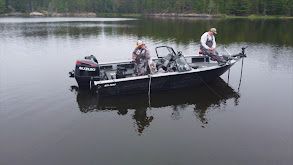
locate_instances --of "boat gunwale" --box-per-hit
[94,59,238,85]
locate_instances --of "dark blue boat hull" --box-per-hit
[96,64,233,96]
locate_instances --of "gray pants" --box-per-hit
[134,60,148,76]
[200,47,225,63]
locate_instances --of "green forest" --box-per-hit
[0,0,292,16]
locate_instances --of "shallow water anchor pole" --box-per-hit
[148,74,152,107]
[227,68,230,84]
[224,47,232,83]
[238,58,244,92]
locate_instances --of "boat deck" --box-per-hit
[98,55,220,80]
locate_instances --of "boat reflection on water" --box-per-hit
[70,77,240,133]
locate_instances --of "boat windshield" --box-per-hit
[175,56,191,72]
[156,46,176,58]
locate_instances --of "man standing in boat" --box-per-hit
[132,40,155,76]
[200,28,226,66]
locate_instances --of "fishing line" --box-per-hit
[224,47,232,56]
[194,72,224,100]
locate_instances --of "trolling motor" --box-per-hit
[241,46,248,57]
[222,46,247,61]
[233,46,248,58]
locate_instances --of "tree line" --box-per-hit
[0,0,292,16]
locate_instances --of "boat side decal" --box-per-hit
[104,83,116,87]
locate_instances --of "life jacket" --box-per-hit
[135,46,146,59]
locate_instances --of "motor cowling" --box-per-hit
[74,55,100,89]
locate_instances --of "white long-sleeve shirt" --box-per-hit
[200,32,216,49]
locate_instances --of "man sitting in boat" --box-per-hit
[200,28,226,66]
[132,40,155,76]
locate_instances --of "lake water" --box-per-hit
[0,17,292,165]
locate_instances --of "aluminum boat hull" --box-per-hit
[94,60,235,96]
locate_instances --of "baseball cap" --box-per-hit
[210,28,217,34]
[137,40,143,46]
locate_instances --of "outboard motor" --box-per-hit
[74,55,100,89]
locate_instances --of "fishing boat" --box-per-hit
[69,46,247,96]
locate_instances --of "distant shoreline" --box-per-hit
[1,12,293,19]
[145,13,220,18]
[145,13,293,19]
[0,12,142,18]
